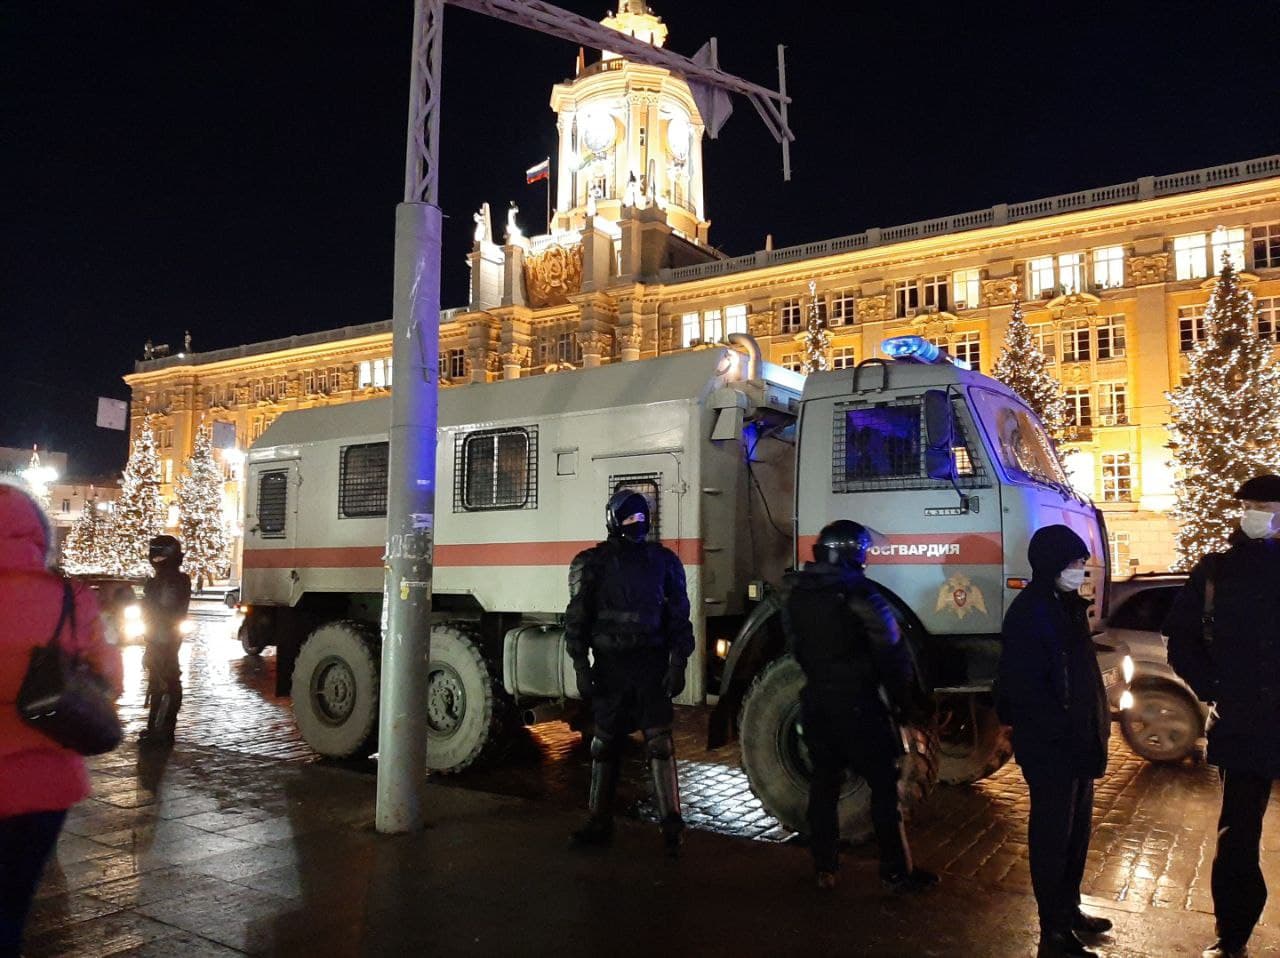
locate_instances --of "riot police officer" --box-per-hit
[565,489,695,855]
[783,519,938,892]
[139,535,191,746]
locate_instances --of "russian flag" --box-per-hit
[526,158,550,184]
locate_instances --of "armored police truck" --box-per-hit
[238,335,1109,839]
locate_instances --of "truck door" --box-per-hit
[242,459,300,606]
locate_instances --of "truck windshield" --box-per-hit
[969,387,1070,490]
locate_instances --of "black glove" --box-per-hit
[575,665,594,701]
[663,659,687,699]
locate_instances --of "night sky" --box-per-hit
[4,1,1278,475]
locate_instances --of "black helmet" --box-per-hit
[1235,474,1280,503]
[813,519,872,568]
[605,489,650,541]
[148,535,183,566]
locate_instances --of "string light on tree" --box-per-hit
[112,418,167,577]
[62,500,112,575]
[1167,251,1280,569]
[177,422,231,590]
[801,280,831,374]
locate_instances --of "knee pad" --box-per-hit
[590,736,619,761]
[643,729,674,761]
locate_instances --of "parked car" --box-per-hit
[1097,574,1208,763]
[74,575,144,645]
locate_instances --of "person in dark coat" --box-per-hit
[1166,474,1280,958]
[998,524,1112,958]
[139,535,191,746]
[783,519,938,893]
[565,489,695,855]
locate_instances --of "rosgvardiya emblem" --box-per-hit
[936,573,987,620]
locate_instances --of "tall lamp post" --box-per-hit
[376,0,794,834]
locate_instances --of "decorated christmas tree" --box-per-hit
[1168,253,1280,568]
[112,419,167,577]
[801,280,831,374]
[62,499,112,575]
[177,423,230,589]
[992,296,1068,442]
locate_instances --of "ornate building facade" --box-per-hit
[124,2,1280,575]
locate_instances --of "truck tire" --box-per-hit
[1119,678,1204,764]
[425,626,503,774]
[292,620,380,759]
[739,655,939,843]
[935,694,1013,785]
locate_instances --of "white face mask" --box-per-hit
[1241,509,1279,540]
[1056,567,1087,592]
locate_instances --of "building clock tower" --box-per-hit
[548,1,711,245]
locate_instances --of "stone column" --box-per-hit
[617,326,643,362]
[580,330,611,369]
[501,345,531,381]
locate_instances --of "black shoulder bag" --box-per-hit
[17,580,123,756]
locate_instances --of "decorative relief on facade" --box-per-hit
[234,385,251,406]
[500,345,532,369]
[579,330,613,356]
[1048,292,1101,322]
[854,294,889,325]
[339,369,356,391]
[523,244,584,307]
[615,326,644,356]
[910,312,956,340]
[747,311,773,338]
[981,278,1018,307]
[1064,364,1088,385]
[1129,253,1169,286]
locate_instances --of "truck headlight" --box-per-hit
[1121,654,1135,684]
[123,604,142,623]
[1119,689,1135,710]
[714,639,731,659]
[178,619,195,636]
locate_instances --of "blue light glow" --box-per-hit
[881,335,941,363]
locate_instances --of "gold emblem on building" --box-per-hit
[523,243,584,307]
[936,573,987,619]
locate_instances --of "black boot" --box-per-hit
[646,730,684,857]
[571,753,618,847]
[1071,910,1113,936]
[1038,929,1096,957]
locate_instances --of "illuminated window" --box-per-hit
[1174,233,1209,280]
[725,304,748,336]
[252,380,265,402]
[1252,223,1280,269]
[302,370,316,394]
[163,459,173,484]
[1257,296,1280,342]
[327,367,342,392]
[1178,304,1207,352]
[780,298,803,332]
[1096,316,1126,360]
[830,291,856,325]
[1027,256,1056,298]
[1058,253,1084,295]
[779,352,803,373]
[1061,320,1091,362]
[950,331,981,370]
[832,346,856,369]
[1102,453,1133,502]
[1212,227,1246,273]
[922,275,949,312]
[358,361,373,388]
[702,309,723,343]
[893,280,920,318]
[952,269,981,309]
[1098,382,1128,423]
[1064,387,1093,428]
[439,348,466,379]
[1108,530,1132,572]
[1031,323,1057,362]
[1092,246,1124,289]
[681,312,700,347]
[251,415,266,441]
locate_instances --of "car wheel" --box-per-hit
[1119,679,1203,763]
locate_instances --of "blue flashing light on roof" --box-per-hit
[881,335,941,363]
[880,335,972,370]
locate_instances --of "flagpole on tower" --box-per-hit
[544,155,551,233]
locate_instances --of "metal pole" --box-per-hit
[377,0,443,835]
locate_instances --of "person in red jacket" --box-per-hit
[0,482,123,955]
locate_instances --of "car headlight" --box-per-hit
[124,619,146,640]
[123,604,142,623]
[1122,654,1135,684]
[178,619,195,636]
[1119,689,1135,710]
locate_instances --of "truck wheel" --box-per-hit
[292,621,380,759]
[935,694,1013,785]
[425,626,503,774]
[739,655,938,843]
[1120,679,1203,763]
[238,613,271,656]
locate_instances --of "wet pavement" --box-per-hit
[22,607,1280,955]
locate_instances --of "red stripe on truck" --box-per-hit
[797,531,1003,565]
[243,538,704,569]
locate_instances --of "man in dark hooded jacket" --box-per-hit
[1165,474,1280,958]
[565,489,694,855]
[783,519,937,893]
[998,524,1111,958]
[140,535,191,746]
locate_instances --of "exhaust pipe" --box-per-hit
[523,702,566,725]
[726,332,761,381]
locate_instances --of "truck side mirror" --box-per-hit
[923,390,954,481]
